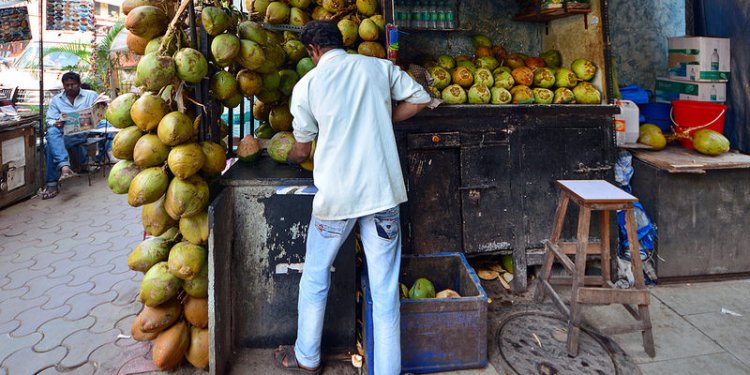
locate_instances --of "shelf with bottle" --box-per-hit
[392,0,468,32]
[512,0,591,24]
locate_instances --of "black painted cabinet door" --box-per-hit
[460,132,514,254]
[404,133,463,254]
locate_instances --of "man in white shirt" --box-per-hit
[274,21,431,375]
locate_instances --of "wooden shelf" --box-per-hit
[513,6,591,23]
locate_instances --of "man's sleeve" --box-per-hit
[389,63,431,104]
[46,97,61,128]
[289,84,318,143]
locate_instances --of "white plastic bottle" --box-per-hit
[614,99,640,145]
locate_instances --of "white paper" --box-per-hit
[6,166,24,190]
[2,136,25,166]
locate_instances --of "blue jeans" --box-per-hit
[295,206,402,375]
[45,126,87,187]
[95,120,114,162]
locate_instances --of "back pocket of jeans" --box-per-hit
[314,219,347,239]
[374,207,400,241]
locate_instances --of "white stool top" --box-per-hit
[557,180,637,203]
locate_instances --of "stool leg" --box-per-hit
[600,210,611,285]
[534,193,570,303]
[625,208,656,358]
[567,206,591,357]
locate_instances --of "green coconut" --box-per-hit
[142,196,178,236]
[140,261,183,306]
[237,69,263,97]
[356,0,378,16]
[201,6,231,36]
[357,42,386,58]
[254,122,276,139]
[174,48,208,84]
[183,266,208,298]
[289,7,311,26]
[358,19,379,41]
[159,227,181,242]
[112,126,144,160]
[157,112,195,146]
[265,1,290,24]
[283,40,307,63]
[106,93,138,128]
[248,0,271,17]
[268,131,295,163]
[108,160,141,194]
[256,44,286,74]
[337,19,358,47]
[236,40,266,71]
[211,71,238,101]
[133,134,170,168]
[138,298,182,334]
[179,210,208,245]
[236,135,261,162]
[572,82,602,104]
[144,36,178,56]
[441,84,467,104]
[238,21,267,45]
[409,278,436,299]
[127,166,169,207]
[167,241,207,280]
[255,88,281,104]
[128,236,173,273]
[131,92,168,132]
[490,87,512,104]
[135,53,176,92]
[121,0,165,15]
[167,143,205,179]
[211,34,241,67]
[253,100,271,121]
[125,6,168,40]
[222,91,243,109]
[200,141,226,175]
[693,129,730,156]
[468,84,491,104]
[269,104,293,132]
[278,70,299,96]
[164,174,209,220]
[296,57,315,77]
[322,0,345,13]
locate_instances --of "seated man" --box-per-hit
[42,72,101,199]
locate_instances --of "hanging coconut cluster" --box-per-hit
[109,0,228,371]
[233,0,385,169]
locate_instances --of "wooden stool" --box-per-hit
[534,180,655,358]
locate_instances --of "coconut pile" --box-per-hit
[424,34,604,105]
[109,0,388,371]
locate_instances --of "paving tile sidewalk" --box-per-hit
[0,172,151,374]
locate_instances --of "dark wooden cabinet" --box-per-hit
[396,105,618,291]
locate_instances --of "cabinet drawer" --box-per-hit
[407,132,460,150]
[461,130,511,146]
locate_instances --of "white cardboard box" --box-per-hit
[655,77,726,103]
[668,36,730,82]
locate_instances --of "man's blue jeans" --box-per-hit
[295,206,402,375]
[45,126,87,187]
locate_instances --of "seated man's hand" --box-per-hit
[54,120,65,128]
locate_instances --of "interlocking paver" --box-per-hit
[108,256,133,276]
[111,274,142,307]
[0,295,48,323]
[47,257,95,279]
[89,340,151,374]
[34,316,96,353]
[54,237,96,257]
[59,328,120,369]
[90,229,129,246]
[0,277,9,289]
[1,258,35,276]
[64,290,117,321]
[0,346,67,375]
[11,304,71,338]
[0,320,19,335]
[66,242,110,263]
[88,300,140,334]
[22,274,74,300]
[0,332,42,364]
[113,314,137,347]
[67,264,115,287]
[0,286,29,303]
[29,250,75,271]
[116,346,157,375]
[42,282,96,310]
[87,248,119,269]
[88,270,133,296]
[2,266,53,291]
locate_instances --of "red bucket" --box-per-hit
[671,100,728,149]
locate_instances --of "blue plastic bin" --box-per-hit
[639,102,673,133]
[362,253,488,374]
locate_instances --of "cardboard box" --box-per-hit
[655,77,726,104]
[668,36,730,82]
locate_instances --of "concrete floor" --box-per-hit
[2,171,750,374]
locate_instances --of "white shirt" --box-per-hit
[290,49,431,220]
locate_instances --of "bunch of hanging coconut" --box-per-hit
[106,0,228,370]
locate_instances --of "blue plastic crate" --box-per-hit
[362,253,489,374]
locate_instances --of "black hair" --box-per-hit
[61,71,81,83]
[299,21,344,50]
[80,83,92,90]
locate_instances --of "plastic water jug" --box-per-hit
[614,100,640,145]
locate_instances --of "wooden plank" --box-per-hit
[557,180,638,203]
[558,241,603,254]
[545,241,576,274]
[549,276,607,286]
[597,320,651,336]
[632,147,750,173]
[575,287,650,306]
[542,280,570,317]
